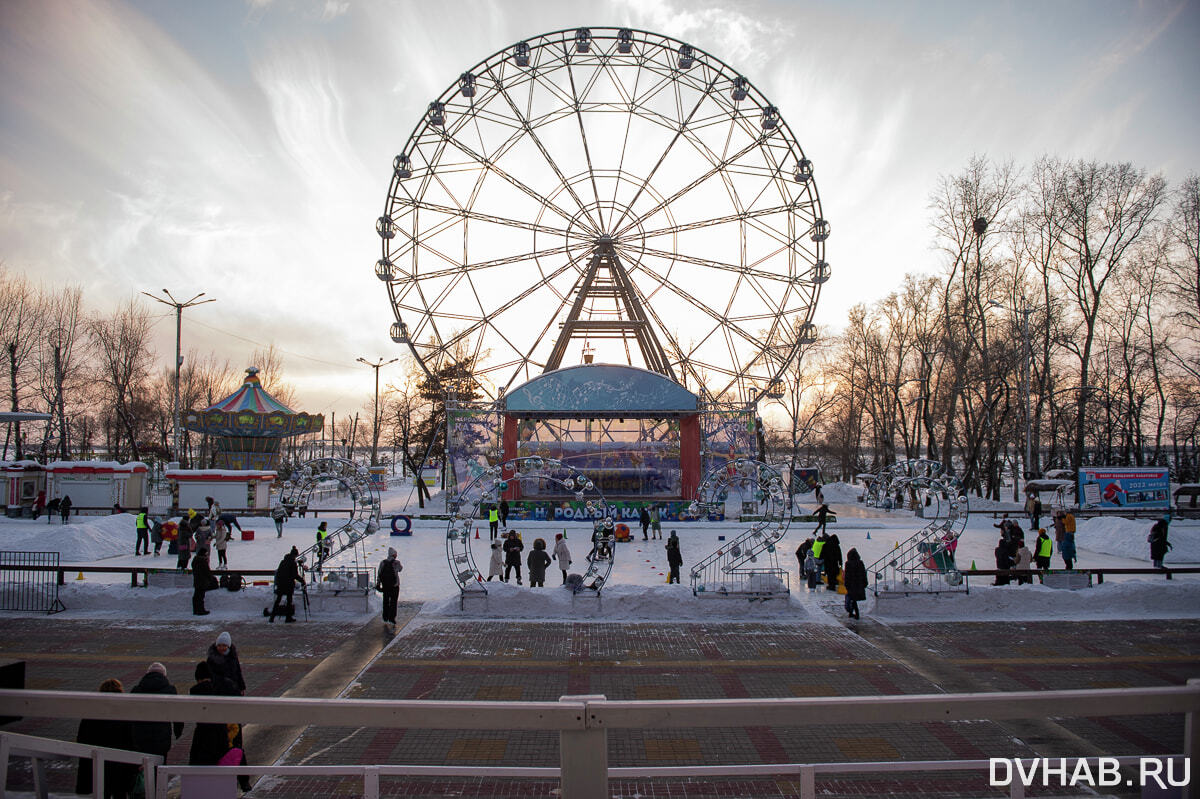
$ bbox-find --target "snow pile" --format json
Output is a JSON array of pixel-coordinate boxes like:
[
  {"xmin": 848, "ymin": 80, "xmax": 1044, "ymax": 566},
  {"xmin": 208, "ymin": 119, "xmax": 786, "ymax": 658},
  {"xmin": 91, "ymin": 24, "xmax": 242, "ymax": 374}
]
[
  {"xmin": 870, "ymin": 579, "xmax": 1200, "ymax": 621},
  {"xmin": 818, "ymin": 481, "xmax": 862, "ymax": 503},
  {"xmin": 420, "ymin": 581, "xmax": 824, "ymax": 621},
  {"xmin": 1076, "ymin": 516, "xmax": 1200, "ymax": 563},
  {"xmin": 1, "ymin": 513, "xmax": 138, "ymax": 561}
]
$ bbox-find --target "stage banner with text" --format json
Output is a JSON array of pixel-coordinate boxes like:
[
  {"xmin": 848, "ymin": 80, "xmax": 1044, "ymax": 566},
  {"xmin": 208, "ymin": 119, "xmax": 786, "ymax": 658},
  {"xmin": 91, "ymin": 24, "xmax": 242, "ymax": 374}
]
[
  {"xmin": 507, "ymin": 499, "xmax": 723, "ymax": 523},
  {"xmin": 1076, "ymin": 467, "xmax": 1170, "ymax": 510}
]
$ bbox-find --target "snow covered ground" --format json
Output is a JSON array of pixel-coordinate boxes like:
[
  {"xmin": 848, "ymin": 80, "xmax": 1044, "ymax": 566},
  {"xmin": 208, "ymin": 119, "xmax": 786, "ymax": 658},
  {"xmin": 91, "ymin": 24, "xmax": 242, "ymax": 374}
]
[{"xmin": 1, "ymin": 485, "xmax": 1196, "ymax": 625}]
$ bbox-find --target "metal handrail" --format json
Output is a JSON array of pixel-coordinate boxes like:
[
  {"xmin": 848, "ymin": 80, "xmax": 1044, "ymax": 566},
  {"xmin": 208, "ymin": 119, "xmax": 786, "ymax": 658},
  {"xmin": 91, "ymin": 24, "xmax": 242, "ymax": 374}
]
[{"xmin": 1, "ymin": 683, "xmax": 1196, "ymax": 799}]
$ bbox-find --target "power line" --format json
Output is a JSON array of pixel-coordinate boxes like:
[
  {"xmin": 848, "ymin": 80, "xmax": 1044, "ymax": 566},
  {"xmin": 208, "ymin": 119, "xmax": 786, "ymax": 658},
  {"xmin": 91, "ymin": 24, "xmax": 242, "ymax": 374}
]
[{"xmin": 185, "ymin": 317, "xmax": 360, "ymax": 371}]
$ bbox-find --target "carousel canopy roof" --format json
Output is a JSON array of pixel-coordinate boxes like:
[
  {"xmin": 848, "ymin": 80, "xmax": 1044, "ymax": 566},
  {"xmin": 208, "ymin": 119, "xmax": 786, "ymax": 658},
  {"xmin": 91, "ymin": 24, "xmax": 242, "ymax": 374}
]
[
  {"xmin": 204, "ymin": 367, "xmax": 294, "ymax": 414},
  {"xmin": 503, "ymin": 363, "xmax": 698, "ymax": 417},
  {"xmin": 183, "ymin": 367, "xmax": 323, "ymax": 439}
]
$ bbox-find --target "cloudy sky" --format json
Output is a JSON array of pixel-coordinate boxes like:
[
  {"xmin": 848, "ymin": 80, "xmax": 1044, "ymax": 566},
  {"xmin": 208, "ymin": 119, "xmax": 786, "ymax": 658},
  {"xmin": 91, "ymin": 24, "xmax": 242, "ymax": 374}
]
[{"xmin": 2, "ymin": 0, "xmax": 1197, "ymax": 416}]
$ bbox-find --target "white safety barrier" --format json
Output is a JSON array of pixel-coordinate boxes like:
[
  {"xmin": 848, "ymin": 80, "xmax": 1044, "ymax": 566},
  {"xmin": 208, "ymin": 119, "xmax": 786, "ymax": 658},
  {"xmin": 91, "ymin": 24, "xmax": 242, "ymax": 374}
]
[{"xmin": 1, "ymin": 681, "xmax": 1197, "ymax": 799}]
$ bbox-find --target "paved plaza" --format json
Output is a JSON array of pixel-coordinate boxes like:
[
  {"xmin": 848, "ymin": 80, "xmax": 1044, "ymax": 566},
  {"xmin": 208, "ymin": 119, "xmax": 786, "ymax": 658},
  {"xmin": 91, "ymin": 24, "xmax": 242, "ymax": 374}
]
[{"xmin": 1, "ymin": 606, "xmax": 1197, "ymax": 798}]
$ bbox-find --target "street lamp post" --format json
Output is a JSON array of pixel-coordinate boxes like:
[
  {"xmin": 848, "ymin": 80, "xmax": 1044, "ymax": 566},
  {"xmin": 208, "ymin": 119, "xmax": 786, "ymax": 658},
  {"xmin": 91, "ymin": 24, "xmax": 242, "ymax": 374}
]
[
  {"xmin": 140, "ymin": 290, "xmax": 215, "ymax": 465},
  {"xmin": 357, "ymin": 357, "xmax": 399, "ymax": 466}
]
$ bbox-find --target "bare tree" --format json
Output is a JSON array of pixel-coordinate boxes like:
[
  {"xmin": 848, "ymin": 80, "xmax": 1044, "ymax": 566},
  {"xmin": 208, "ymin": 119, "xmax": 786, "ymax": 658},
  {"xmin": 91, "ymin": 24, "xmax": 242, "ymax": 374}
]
[
  {"xmin": 0, "ymin": 268, "xmax": 47, "ymax": 459},
  {"xmin": 89, "ymin": 297, "xmax": 156, "ymax": 462}
]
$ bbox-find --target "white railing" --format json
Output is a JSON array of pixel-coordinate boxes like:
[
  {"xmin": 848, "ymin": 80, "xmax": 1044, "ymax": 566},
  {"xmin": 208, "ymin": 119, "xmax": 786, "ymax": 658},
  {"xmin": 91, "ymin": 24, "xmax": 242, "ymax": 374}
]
[
  {"xmin": 1, "ymin": 683, "xmax": 1197, "ymax": 799},
  {"xmin": 0, "ymin": 729, "xmax": 161, "ymax": 799}
]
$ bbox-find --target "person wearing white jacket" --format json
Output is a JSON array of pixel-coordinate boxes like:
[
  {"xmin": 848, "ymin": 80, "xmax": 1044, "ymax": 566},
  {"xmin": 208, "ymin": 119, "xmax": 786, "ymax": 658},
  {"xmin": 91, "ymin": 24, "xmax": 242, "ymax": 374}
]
[
  {"xmin": 487, "ymin": 540, "xmax": 504, "ymax": 581},
  {"xmin": 552, "ymin": 533, "xmax": 572, "ymax": 585}
]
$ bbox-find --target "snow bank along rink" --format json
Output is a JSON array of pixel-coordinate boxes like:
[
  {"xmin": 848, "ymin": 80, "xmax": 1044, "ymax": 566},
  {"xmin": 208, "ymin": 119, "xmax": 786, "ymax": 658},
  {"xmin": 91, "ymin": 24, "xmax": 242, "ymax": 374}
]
[{"xmin": 0, "ymin": 500, "xmax": 1196, "ymax": 624}]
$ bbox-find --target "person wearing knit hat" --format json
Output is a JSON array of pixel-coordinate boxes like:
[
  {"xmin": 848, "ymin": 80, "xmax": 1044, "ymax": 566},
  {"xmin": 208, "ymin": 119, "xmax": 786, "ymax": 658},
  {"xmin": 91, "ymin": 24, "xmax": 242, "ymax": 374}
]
[
  {"xmin": 129, "ymin": 661, "xmax": 183, "ymax": 764},
  {"xmin": 207, "ymin": 631, "xmax": 245, "ymax": 695},
  {"xmin": 376, "ymin": 546, "xmax": 403, "ymax": 629}
]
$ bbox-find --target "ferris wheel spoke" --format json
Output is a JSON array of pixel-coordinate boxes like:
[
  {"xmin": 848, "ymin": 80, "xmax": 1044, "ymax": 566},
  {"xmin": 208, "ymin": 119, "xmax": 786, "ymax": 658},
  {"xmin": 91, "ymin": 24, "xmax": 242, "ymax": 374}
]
[
  {"xmin": 609, "ymin": 76, "xmax": 718, "ymax": 233},
  {"xmin": 631, "ymin": 244, "xmax": 793, "ymax": 286},
  {"xmin": 637, "ymin": 204, "xmax": 798, "ymax": 240},
  {"xmin": 613, "ymin": 135, "xmax": 762, "ymax": 239},
  {"xmin": 394, "ymin": 242, "xmax": 580, "ymax": 285},
  {"xmin": 435, "ymin": 131, "xmax": 587, "ymax": 230},
  {"xmin": 390, "ymin": 197, "xmax": 577, "ymax": 239},
  {"xmin": 565, "ymin": 62, "xmax": 606, "ymax": 229},
  {"xmin": 482, "ymin": 66, "xmax": 602, "ymax": 233}
]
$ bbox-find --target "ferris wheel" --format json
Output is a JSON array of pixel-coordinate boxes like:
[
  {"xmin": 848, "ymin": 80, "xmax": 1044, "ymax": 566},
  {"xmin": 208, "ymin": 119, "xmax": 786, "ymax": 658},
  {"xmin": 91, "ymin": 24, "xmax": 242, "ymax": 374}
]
[{"xmin": 376, "ymin": 27, "xmax": 828, "ymax": 404}]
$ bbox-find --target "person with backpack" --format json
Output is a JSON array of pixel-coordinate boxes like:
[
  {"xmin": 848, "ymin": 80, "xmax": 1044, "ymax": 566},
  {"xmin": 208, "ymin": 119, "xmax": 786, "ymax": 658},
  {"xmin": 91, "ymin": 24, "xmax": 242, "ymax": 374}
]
[
  {"xmin": 268, "ymin": 547, "xmax": 304, "ymax": 623},
  {"xmin": 376, "ymin": 547, "xmax": 402, "ymax": 627}
]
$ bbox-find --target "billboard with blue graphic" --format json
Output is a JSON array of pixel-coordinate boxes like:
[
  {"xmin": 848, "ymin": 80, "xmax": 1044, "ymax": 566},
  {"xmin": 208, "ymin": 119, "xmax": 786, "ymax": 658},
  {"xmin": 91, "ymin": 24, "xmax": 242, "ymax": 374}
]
[{"xmin": 1077, "ymin": 467, "xmax": 1170, "ymax": 510}]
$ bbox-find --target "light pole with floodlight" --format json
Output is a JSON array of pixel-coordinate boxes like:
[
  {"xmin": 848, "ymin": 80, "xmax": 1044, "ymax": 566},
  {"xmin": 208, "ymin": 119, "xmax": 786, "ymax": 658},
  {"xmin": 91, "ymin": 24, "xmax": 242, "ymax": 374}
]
[
  {"xmin": 357, "ymin": 357, "xmax": 399, "ymax": 466},
  {"xmin": 141, "ymin": 290, "xmax": 215, "ymax": 465}
]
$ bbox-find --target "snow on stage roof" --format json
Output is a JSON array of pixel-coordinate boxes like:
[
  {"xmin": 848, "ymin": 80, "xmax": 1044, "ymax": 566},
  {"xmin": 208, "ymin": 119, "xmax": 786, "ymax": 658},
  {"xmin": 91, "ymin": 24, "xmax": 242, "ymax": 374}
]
[{"xmin": 503, "ymin": 364, "xmax": 698, "ymax": 417}]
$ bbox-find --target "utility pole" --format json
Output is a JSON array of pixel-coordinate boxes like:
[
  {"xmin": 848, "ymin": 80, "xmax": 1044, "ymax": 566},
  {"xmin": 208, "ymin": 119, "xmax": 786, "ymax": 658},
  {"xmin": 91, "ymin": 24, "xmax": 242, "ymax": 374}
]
[
  {"xmin": 357, "ymin": 357, "xmax": 398, "ymax": 466},
  {"xmin": 141, "ymin": 290, "xmax": 215, "ymax": 465}
]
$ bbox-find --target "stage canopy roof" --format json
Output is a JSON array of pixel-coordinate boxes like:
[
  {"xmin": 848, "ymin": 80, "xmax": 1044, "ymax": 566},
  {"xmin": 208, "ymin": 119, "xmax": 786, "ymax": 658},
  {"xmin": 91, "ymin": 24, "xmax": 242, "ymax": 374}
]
[{"xmin": 503, "ymin": 364, "xmax": 698, "ymax": 418}]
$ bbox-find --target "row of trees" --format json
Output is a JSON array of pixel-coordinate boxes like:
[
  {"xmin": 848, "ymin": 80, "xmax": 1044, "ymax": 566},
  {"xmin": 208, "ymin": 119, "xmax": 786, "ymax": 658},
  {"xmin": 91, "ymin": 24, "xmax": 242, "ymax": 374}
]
[
  {"xmin": 769, "ymin": 157, "xmax": 1200, "ymax": 497},
  {"xmin": 0, "ymin": 270, "xmax": 298, "ymax": 467}
]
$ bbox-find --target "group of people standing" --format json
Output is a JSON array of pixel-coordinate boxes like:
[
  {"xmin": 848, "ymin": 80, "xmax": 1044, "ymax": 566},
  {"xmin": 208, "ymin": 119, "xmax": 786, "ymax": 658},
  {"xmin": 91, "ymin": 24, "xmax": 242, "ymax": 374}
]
[
  {"xmin": 486, "ymin": 530, "xmax": 571, "ymax": 586},
  {"xmin": 75, "ymin": 631, "xmax": 251, "ymax": 797}
]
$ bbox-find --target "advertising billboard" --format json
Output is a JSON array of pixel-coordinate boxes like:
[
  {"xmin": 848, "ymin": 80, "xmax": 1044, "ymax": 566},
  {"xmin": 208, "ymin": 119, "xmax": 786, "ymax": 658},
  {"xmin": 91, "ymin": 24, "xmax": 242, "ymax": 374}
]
[{"xmin": 1077, "ymin": 467, "xmax": 1170, "ymax": 510}]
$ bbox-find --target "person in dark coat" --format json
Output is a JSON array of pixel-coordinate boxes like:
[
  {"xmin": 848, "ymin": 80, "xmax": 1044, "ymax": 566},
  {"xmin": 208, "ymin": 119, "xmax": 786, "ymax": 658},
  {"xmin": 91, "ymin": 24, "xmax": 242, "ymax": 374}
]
[
  {"xmin": 32, "ymin": 489, "xmax": 46, "ymax": 521},
  {"xmin": 129, "ymin": 663, "xmax": 183, "ymax": 763},
  {"xmin": 207, "ymin": 631, "xmax": 247, "ymax": 695},
  {"xmin": 993, "ymin": 536, "xmax": 1013, "ymax": 585},
  {"xmin": 498, "ymin": 498, "xmax": 509, "ymax": 530},
  {"xmin": 376, "ymin": 547, "xmax": 402, "ymax": 625},
  {"xmin": 795, "ymin": 538, "xmax": 813, "ymax": 581},
  {"xmin": 822, "ymin": 533, "xmax": 843, "ymax": 591},
  {"xmin": 503, "ymin": 530, "xmax": 524, "ymax": 584},
  {"xmin": 188, "ymin": 661, "xmax": 235, "ymax": 766},
  {"xmin": 665, "ymin": 531, "xmax": 683, "ymax": 584},
  {"xmin": 218, "ymin": 511, "xmax": 243, "ymax": 536},
  {"xmin": 812, "ymin": 503, "xmax": 831, "ymax": 536},
  {"xmin": 191, "ymin": 544, "xmax": 214, "ymax": 616},
  {"xmin": 842, "ymin": 548, "xmax": 868, "ymax": 619},
  {"xmin": 1149, "ymin": 517, "xmax": 1171, "ymax": 568},
  {"xmin": 76, "ymin": 678, "xmax": 138, "ymax": 798},
  {"xmin": 59, "ymin": 493, "xmax": 72, "ymax": 524},
  {"xmin": 639, "ymin": 506, "xmax": 651, "ymax": 540},
  {"xmin": 526, "ymin": 538, "xmax": 551, "ymax": 587},
  {"xmin": 269, "ymin": 547, "xmax": 304, "ymax": 622}
]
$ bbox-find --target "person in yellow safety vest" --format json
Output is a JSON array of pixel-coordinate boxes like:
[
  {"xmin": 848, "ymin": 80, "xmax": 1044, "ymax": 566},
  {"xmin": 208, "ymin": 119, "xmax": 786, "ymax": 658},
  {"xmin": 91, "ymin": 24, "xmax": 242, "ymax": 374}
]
[
  {"xmin": 811, "ymin": 534, "xmax": 827, "ymax": 580},
  {"xmin": 316, "ymin": 522, "xmax": 330, "ymax": 566},
  {"xmin": 1034, "ymin": 528, "xmax": 1053, "ymax": 571},
  {"xmin": 488, "ymin": 505, "xmax": 500, "ymax": 540},
  {"xmin": 135, "ymin": 508, "xmax": 150, "ymax": 556}
]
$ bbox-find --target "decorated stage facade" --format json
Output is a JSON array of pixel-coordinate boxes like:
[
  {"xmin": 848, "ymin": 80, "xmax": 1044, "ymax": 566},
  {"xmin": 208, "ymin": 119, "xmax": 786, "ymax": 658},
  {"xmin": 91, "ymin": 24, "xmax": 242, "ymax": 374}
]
[{"xmin": 447, "ymin": 364, "xmax": 757, "ymax": 522}]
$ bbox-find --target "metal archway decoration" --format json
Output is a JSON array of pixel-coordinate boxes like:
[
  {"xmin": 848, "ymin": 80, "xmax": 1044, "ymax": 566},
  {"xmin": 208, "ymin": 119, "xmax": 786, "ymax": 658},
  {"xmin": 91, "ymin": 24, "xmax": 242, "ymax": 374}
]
[
  {"xmin": 376, "ymin": 26, "xmax": 829, "ymax": 406},
  {"xmin": 688, "ymin": 458, "xmax": 790, "ymax": 597},
  {"xmin": 280, "ymin": 458, "xmax": 381, "ymax": 576},
  {"xmin": 447, "ymin": 456, "xmax": 616, "ymax": 599},
  {"xmin": 865, "ymin": 459, "xmax": 970, "ymax": 594}
]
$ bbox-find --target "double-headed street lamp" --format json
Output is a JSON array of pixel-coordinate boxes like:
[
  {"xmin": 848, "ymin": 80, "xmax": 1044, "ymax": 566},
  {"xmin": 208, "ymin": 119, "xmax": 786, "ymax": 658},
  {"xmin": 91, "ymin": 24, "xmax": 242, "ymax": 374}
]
[
  {"xmin": 141, "ymin": 290, "xmax": 215, "ymax": 464},
  {"xmin": 357, "ymin": 357, "xmax": 399, "ymax": 466}
]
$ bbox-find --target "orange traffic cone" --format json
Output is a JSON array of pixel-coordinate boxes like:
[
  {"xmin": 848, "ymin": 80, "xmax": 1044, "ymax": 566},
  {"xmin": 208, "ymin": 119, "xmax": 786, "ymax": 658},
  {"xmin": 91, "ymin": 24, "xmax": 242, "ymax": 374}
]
[
  {"xmin": 474, "ymin": 527, "xmax": 480, "ymax": 539},
  {"xmin": 76, "ymin": 571, "xmax": 85, "ymax": 581}
]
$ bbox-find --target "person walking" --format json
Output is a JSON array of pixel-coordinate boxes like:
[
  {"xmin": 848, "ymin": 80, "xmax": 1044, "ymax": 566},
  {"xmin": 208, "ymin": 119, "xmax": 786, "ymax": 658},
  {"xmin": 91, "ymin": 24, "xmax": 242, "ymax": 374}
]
[
  {"xmin": 315, "ymin": 521, "xmax": 330, "ymax": 566},
  {"xmin": 812, "ymin": 503, "xmax": 831, "ymax": 537},
  {"xmin": 213, "ymin": 521, "xmax": 229, "ymax": 568},
  {"xmin": 59, "ymin": 493, "xmax": 72, "ymax": 524},
  {"xmin": 129, "ymin": 663, "xmax": 183, "ymax": 765},
  {"xmin": 1149, "ymin": 516, "xmax": 1172, "ymax": 569},
  {"xmin": 188, "ymin": 661, "xmax": 236, "ymax": 767},
  {"xmin": 639, "ymin": 506, "xmax": 651, "ymax": 540},
  {"xmin": 822, "ymin": 533, "xmax": 843, "ymax": 591},
  {"xmin": 487, "ymin": 540, "xmax": 504, "ymax": 581},
  {"xmin": 376, "ymin": 547, "xmax": 402, "ymax": 627},
  {"xmin": 503, "ymin": 530, "xmax": 524, "ymax": 584},
  {"xmin": 552, "ymin": 533, "xmax": 571, "ymax": 585},
  {"xmin": 32, "ymin": 489, "xmax": 46, "ymax": 521},
  {"xmin": 192, "ymin": 544, "xmax": 214, "ymax": 616},
  {"xmin": 527, "ymin": 538, "xmax": 551, "ymax": 587},
  {"xmin": 76, "ymin": 678, "xmax": 138, "ymax": 798},
  {"xmin": 665, "ymin": 530, "xmax": 683, "ymax": 584},
  {"xmin": 271, "ymin": 503, "xmax": 286, "ymax": 538},
  {"xmin": 488, "ymin": 504, "xmax": 500, "ymax": 540},
  {"xmin": 499, "ymin": 498, "xmax": 509, "ymax": 530},
  {"xmin": 134, "ymin": 507, "xmax": 150, "ymax": 555},
  {"xmin": 649, "ymin": 505, "xmax": 663, "ymax": 540},
  {"xmin": 1034, "ymin": 528, "xmax": 1053, "ymax": 572},
  {"xmin": 268, "ymin": 547, "xmax": 304, "ymax": 623},
  {"xmin": 843, "ymin": 548, "xmax": 868, "ymax": 619},
  {"xmin": 207, "ymin": 631, "xmax": 246, "ymax": 695},
  {"xmin": 994, "ymin": 536, "xmax": 1013, "ymax": 585}
]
